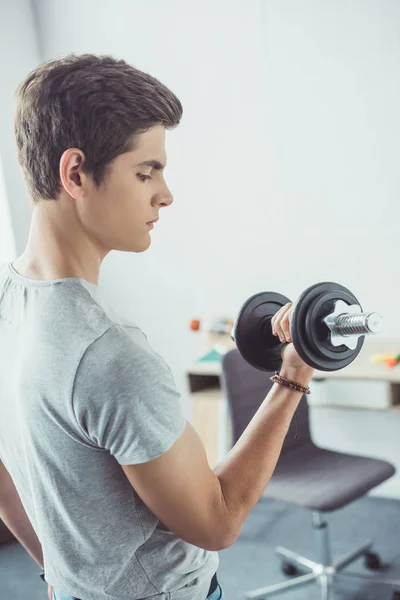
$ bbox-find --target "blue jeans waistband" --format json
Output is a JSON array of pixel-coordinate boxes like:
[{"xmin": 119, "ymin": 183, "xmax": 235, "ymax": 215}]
[{"xmin": 51, "ymin": 572, "xmax": 221, "ymax": 600}]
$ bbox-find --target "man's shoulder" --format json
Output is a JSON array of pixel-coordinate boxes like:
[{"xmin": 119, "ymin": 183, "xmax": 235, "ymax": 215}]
[
  {"xmin": 55, "ymin": 284, "xmax": 149, "ymax": 372},
  {"xmin": 74, "ymin": 323, "xmax": 170, "ymax": 402}
]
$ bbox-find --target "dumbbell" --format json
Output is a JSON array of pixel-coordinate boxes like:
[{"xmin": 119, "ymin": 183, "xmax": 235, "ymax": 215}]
[{"xmin": 231, "ymin": 282, "xmax": 382, "ymax": 372}]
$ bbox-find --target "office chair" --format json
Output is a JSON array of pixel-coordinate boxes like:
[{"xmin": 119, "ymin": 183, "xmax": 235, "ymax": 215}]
[{"xmin": 221, "ymin": 348, "xmax": 400, "ymax": 600}]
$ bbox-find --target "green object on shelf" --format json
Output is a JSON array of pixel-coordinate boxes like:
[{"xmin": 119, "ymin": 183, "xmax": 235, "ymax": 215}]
[{"xmin": 197, "ymin": 347, "xmax": 224, "ymax": 363}]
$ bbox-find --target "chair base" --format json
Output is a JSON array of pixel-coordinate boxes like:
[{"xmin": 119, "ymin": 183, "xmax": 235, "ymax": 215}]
[
  {"xmin": 245, "ymin": 543, "xmax": 400, "ymax": 599},
  {"xmin": 245, "ymin": 512, "xmax": 400, "ymax": 599}
]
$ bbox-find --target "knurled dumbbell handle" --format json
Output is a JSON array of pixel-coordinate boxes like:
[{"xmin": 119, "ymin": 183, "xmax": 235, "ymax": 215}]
[{"xmin": 330, "ymin": 312, "xmax": 382, "ymax": 336}]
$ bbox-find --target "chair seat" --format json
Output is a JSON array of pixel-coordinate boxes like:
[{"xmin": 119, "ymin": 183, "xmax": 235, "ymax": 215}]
[{"xmin": 265, "ymin": 442, "xmax": 395, "ymax": 512}]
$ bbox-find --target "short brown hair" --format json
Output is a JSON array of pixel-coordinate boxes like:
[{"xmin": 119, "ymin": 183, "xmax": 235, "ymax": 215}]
[{"xmin": 14, "ymin": 54, "xmax": 183, "ymax": 202}]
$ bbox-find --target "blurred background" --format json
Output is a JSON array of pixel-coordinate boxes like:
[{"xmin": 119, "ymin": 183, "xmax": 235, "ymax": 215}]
[
  {"xmin": 1, "ymin": 1, "xmax": 400, "ymax": 599},
  {"xmin": 2, "ymin": 0, "xmax": 400, "ymax": 393}
]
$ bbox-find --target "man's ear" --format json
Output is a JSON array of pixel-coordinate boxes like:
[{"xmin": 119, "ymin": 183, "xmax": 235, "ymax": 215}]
[{"xmin": 59, "ymin": 148, "xmax": 89, "ymax": 199}]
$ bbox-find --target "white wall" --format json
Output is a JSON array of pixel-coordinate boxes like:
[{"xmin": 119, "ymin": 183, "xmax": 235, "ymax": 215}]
[
  {"xmin": 0, "ymin": 0, "xmax": 40, "ymax": 255},
  {"xmin": 261, "ymin": 0, "xmax": 400, "ymax": 325},
  {"xmin": 13, "ymin": 0, "xmax": 400, "ymax": 398}
]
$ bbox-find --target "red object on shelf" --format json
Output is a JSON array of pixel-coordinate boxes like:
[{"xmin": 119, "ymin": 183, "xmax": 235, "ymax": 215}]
[
  {"xmin": 190, "ymin": 319, "xmax": 201, "ymax": 331},
  {"xmin": 189, "ymin": 318, "xmax": 234, "ymax": 333}
]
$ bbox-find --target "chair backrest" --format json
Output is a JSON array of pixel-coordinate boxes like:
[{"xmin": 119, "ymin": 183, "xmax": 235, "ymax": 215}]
[{"xmin": 221, "ymin": 348, "xmax": 311, "ymax": 454}]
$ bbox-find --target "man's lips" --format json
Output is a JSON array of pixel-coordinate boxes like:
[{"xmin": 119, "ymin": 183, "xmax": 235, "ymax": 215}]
[{"xmin": 147, "ymin": 218, "xmax": 159, "ymax": 229}]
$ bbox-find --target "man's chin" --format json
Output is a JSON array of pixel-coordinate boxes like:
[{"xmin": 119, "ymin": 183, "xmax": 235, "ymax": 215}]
[
  {"xmin": 113, "ymin": 234, "xmax": 151, "ymax": 253},
  {"xmin": 133, "ymin": 237, "xmax": 152, "ymax": 253}
]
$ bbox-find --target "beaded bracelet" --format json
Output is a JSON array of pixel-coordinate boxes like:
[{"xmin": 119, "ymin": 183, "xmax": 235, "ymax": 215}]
[{"xmin": 269, "ymin": 372, "xmax": 311, "ymax": 395}]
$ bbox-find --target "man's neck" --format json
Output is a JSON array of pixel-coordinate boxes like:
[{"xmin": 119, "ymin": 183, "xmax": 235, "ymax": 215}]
[{"xmin": 13, "ymin": 200, "xmax": 107, "ymax": 286}]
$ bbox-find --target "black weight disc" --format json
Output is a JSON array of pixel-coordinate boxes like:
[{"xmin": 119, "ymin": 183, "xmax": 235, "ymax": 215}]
[
  {"xmin": 291, "ymin": 282, "xmax": 365, "ymax": 372},
  {"xmin": 234, "ymin": 292, "xmax": 291, "ymax": 371}
]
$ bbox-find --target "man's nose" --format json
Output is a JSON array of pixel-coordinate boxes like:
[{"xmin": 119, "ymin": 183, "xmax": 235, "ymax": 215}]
[{"xmin": 154, "ymin": 185, "xmax": 174, "ymax": 208}]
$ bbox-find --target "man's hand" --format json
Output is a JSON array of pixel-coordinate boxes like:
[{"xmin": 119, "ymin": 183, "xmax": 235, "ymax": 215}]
[
  {"xmin": 48, "ymin": 584, "xmax": 53, "ymax": 600},
  {"xmin": 271, "ymin": 302, "xmax": 314, "ymax": 382}
]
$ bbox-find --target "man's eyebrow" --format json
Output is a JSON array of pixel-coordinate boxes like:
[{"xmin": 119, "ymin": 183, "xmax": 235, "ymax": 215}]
[{"xmin": 137, "ymin": 160, "xmax": 165, "ymax": 170}]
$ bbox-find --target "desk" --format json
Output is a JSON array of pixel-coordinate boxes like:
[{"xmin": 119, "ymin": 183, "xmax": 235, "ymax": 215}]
[{"xmin": 186, "ymin": 337, "xmax": 400, "ymax": 468}]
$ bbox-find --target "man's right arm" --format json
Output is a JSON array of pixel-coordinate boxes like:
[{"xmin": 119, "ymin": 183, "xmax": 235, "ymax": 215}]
[{"xmin": 122, "ymin": 367, "xmax": 311, "ymax": 552}]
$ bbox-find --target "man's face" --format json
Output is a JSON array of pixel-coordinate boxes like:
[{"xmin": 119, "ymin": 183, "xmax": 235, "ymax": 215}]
[{"xmin": 77, "ymin": 125, "xmax": 173, "ymax": 253}]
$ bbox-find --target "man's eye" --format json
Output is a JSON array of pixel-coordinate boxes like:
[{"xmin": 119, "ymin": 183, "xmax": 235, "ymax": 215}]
[{"xmin": 137, "ymin": 174, "xmax": 152, "ymax": 182}]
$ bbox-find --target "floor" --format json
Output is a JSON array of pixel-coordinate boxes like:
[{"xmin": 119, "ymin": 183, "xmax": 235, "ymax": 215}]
[{"xmin": 217, "ymin": 495, "xmax": 400, "ymax": 599}]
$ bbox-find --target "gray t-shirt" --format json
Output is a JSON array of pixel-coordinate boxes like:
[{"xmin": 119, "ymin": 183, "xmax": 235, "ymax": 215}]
[{"xmin": 0, "ymin": 263, "xmax": 218, "ymax": 600}]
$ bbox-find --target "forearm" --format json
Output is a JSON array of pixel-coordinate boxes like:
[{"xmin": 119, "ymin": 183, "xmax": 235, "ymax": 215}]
[
  {"xmin": 0, "ymin": 489, "xmax": 44, "ymax": 569},
  {"xmin": 213, "ymin": 382, "xmax": 304, "ymax": 542}
]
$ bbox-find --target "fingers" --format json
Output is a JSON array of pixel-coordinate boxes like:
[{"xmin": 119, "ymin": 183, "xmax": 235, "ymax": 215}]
[{"xmin": 271, "ymin": 303, "xmax": 293, "ymax": 343}]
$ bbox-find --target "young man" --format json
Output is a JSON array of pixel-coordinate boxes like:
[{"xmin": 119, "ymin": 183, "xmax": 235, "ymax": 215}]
[{"xmin": 0, "ymin": 54, "xmax": 314, "ymax": 600}]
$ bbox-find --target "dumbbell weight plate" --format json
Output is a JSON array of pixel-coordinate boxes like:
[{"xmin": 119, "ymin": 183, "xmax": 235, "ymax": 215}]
[
  {"xmin": 233, "ymin": 292, "xmax": 291, "ymax": 371},
  {"xmin": 290, "ymin": 282, "xmax": 365, "ymax": 372}
]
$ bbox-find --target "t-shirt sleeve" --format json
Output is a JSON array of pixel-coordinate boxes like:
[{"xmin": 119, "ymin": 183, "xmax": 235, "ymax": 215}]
[{"xmin": 71, "ymin": 324, "xmax": 186, "ymax": 465}]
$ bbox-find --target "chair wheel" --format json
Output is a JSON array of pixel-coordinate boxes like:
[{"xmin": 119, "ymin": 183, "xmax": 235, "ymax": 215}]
[
  {"xmin": 392, "ymin": 592, "xmax": 400, "ymax": 600},
  {"xmin": 281, "ymin": 561, "xmax": 300, "ymax": 576},
  {"xmin": 364, "ymin": 551, "xmax": 382, "ymax": 570}
]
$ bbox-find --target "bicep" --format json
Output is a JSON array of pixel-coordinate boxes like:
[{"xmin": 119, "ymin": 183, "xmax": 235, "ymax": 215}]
[{"xmin": 121, "ymin": 421, "xmax": 234, "ymax": 551}]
